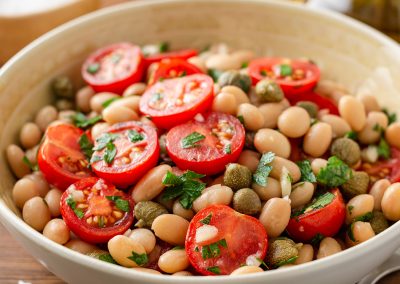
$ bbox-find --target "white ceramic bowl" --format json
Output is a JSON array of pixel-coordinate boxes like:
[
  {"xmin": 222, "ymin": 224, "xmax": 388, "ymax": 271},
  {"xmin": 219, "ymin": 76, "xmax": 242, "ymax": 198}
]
[{"xmin": 1, "ymin": 1, "xmax": 400, "ymax": 283}]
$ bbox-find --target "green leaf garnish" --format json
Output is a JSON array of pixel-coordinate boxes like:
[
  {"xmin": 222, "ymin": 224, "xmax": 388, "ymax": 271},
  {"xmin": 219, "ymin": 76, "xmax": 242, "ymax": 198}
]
[
  {"xmin": 280, "ymin": 64, "xmax": 293, "ymax": 77},
  {"xmin": 127, "ymin": 252, "xmax": 148, "ymax": 266},
  {"xmin": 87, "ymin": 63, "xmax": 100, "ymax": 74},
  {"xmin": 127, "ymin": 130, "xmax": 144, "ymax": 143},
  {"xmin": 256, "ymin": 257, "xmax": 270, "ymax": 270},
  {"xmin": 377, "ymin": 138, "xmax": 390, "ymax": 160},
  {"xmin": 106, "ymin": 196, "xmax": 130, "ymax": 212},
  {"xmin": 348, "ymin": 205, "xmax": 354, "ymax": 215},
  {"xmin": 310, "ymin": 233, "xmax": 325, "ymax": 246},
  {"xmin": 304, "ymin": 192, "xmax": 335, "ymax": 212},
  {"xmin": 66, "ymin": 194, "xmax": 84, "ymax": 219},
  {"xmin": 199, "ymin": 213, "xmax": 212, "ymax": 225},
  {"xmin": 159, "ymin": 41, "xmax": 169, "ymax": 53},
  {"xmin": 253, "ymin": 152, "xmax": 275, "ymax": 186},
  {"xmin": 297, "ymin": 160, "xmax": 316, "ymax": 183},
  {"xmin": 181, "ymin": 132, "xmax": 205, "ymax": 149},
  {"xmin": 22, "ymin": 156, "xmax": 38, "ymax": 171},
  {"xmin": 382, "ymin": 108, "xmax": 397, "ymax": 125},
  {"xmin": 344, "ymin": 131, "xmax": 358, "ymax": 141},
  {"xmin": 161, "ymin": 170, "xmax": 206, "ymax": 209},
  {"xmin": 237, "ymin": 115, "xmax": 245, "ymax": 125},
  {"xmin": 104, "ymin": 142, "xmax": 117, "ymax": 164},
  {"xmin": 102, "ymin": 97, "xmax": 120, "ymax": 108},
  {"xmin": 354, "ymin": 211, "xmax": 373, "ymax": 222},
  {"xmin": 98, "ymin": 253, "xmax": 117, "ymax": 264},
  {"xmin": 224, "ymin": 144, "xmax": 232, "ymax": 154},
  {"xmin": 260, "ymin": 70, "xmax": 267, "ymax": 76},
  {"xmin": 276, "ymin": 256, "xmax": 298, "ymax": 267},
  {"xmin": 316, "ymin": 156, "xmax": 353, "ymax": 187},
  {"xmin": 207, "ymin": 266, "xmax": 221, "ymax": 275},
  {"xmin": 172, "ymin": 246, "xmax": 185, "ymax": 250},
  {"xmin": 79, "ymin": 133, "xmax": 94, "ymax": 161},
  {"xmin": 241, "ymin": 62, "xmax": 249, "ymax": 68},
  {"xmin": 348, "ymin": 223, "xmax": 356, "ymax": 242},
  {"xmin": 207, "ymin": 69, "xmax": 223, "ymax": 82},
  {"xmin": 71, "ymin": 112, "xmax": 102, "ymax": 129}
]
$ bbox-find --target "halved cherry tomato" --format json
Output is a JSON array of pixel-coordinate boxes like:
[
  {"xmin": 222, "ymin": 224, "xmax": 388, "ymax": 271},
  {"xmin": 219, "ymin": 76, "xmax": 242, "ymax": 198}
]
[
  {"xmin": 363, "ymin": 147, "xmax": 400, "ymax": 183},
  {"xmin": 60, "ymin": 177, "xmax": 134, "ymax": 243},
  {"xmin": 248, "ymin": 57, "xmax": 320, "ymax": 95},
  {"xmin": 91, "ymin": 121, "xmax": 159, "ymax": 188},
  {"xmin": 37, "ymin": 123, "xmax": 93, "ymax": 191},
  {"xmin": 166, "ymin": 112, "xmax": 245, "ymax": 175},
  {"xmin": 148, "ymin": 58, "xmax": 203, "ymax": 85},
  {"xmin": 185, "ymin": 205, "xmax": 268, "ymax": 276},
  {"xmin": 82, "ymin": 42, "xmax": 144, "ymax": 94},
  {"xmin": 286, "ymin": 189, "xmax": 345, "ymax": 242},
  {"xmin": 139, "ymin": 74, "xmax": 214, "ymax": 129},
  {"xmin": 143, "ymin": 48, "xmax": 198, "ymax": 69},
  {"xmin": 286, "ymin": 92, "xmax": 339, "ymax": 115}
]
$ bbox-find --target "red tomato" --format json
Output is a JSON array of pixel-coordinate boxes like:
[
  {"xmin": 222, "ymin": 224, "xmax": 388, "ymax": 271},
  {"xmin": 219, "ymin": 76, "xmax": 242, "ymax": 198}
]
[
  {"xmin": 286, "ymin": 189, "xmax": 346, "ymax": 242},
  {"xmin": 166, "ymin": 112, "xmax": 245, "ymax": 175},
  {"xmin": 37, "ymin": 124, "xmax": 93, "ymax": 191},
  {"xmin": 60, "ymin": 177, "xmax": 134, "ymax": 243},
  {"xmin": 148, "ymin": 58, "xmax": 203, "ymax": 85},
  {"xmin": 91, "ymin": 121, "xmax": 159, "ymax": 188},
  {"xmin": 139, "ymin": 74, "xmax": 214, "ymax": 129},
  {"xmin": 82, "ymin": 43, "xmax": 144, "ymax": 94},
  {"xmin": 185, "ymin": 205, "xmax": 268, "ymax": 276},
  {"xmin": 287, "ymin": 92, "xmax": 339, "ymax": 115},
  {"xmin": 143, "ymin": 48, "xmax": 198, "ymax": 68},
  {"xmin": 248, "ymin": 57, "xmax": 320, "ymax": 95},
  {"xmin": 363, "ymin": 147, "xmax": 400, "ymax": 183}
]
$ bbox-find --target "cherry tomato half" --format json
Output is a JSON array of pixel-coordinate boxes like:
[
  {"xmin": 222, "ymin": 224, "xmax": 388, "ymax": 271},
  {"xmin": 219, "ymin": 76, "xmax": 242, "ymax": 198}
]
[
  {"xmin": 248, "ymin": 57, "xmax": 320, "ymax": 95},
  {"xmin": 286, "ymin": 92, "xmax": 339, "ymax": 115},
  {"xmin": 139, "ymin": 74, "xmax": 214, "ymax": 129},
  {"xmin": 82, "ymin": 43, "xmax": 144, "ymax": 94},
  {"xmin": 60, "ymin": 177, "xmax": 134, "ymax": 243},
  {"xmin": 286, "ymin": 189, "xmax": 346, "ymax": 242},
  {"xmin": 148, "ymin": 58, "xmax": 203, "ymax": 85},
  {"xmin": 166, "ymin": 112, "xmax": 245, "ymax": 175},
  {"xmin": 186, "ymin": 205, "xmax": 268, "ymax": 276},
  {"xmin": 143, "ymin": 48, "xmax": 198, "ymax": 69},
  {"xmin": 91, "ymin": 121, "xmax": 159, "ymax": 188},
  {"xmin": 37, "ymin": 123, "xmax": 93, "ymax": 191}
]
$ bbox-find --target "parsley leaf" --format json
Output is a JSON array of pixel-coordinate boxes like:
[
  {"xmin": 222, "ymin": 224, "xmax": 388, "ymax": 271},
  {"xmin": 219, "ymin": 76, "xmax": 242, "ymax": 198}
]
[
  {"xmin": 199, "ymin": 213, "xmax": 212, "ymax": 225},
  {"xmin": 348, "ymin": 223, "xmax": 356, "ymax": 242},
  {"xmin": 237, "ymin": 115, "xmax": 245, "ymax": 125},
  {"xmin": 104, "ymin": 142, "xmax": 117, "ymax": 164},
  {"xmin": 172, "ymin": 246, "xmax": 185, "ymax": 250},
  {"xmin": 93, "ymin": 133, "xmax": 119, "ymax": 151},
  {"xmin": 344, "ymin": 131, "xmax": 358, "ymax": 141},
  {"xmin": 354, "ymin": 211, "xmax": 373, "ymax": 222},
  {"xmin": 348, "ymin": 205, "xmax": 354, "ymax": 214},
  {"xmin": 127, "ymin": 130, "xmax": 144, "ymax": 143},
  {"xmin": 256, "ymin": 257, "xmax": 270, "ymax": 270},
  {"xmin": 280, "ymin": 64, "xmax": 293, "ymax": 77},
  {"xmin": 159, "ymin": 41, "xmax": 169, "ymax": 53},
  {"xmin": 316, "ymin": 156, "xmax": 353, "ymax": 187},
  {"xmin": 87, "ymin": 63, "xmax": 100, "ymax": 74},
  {"xmin": 297, "ymin": 160, "xmax": 316, "ymax": 183},
  {"xmin": 207, "ymin": 69, "xmax": 223, "ymax": 82},
  {"xmin": 181, "ymin": 132, "xmax": 205, "ymax": 149},
  {"xmin": 98, "ymin": 253, "xmax": 117, "ymax": 264},
  {"xmin": 161, "ymin": 170, "xmax": 206, "ymax": 209},
  {"xmin": 241, "ymin": 62, "xmax": 249, "ymax": 68},
  {"xmin": 383, "ymin": 108, "xmax": 397, "ymax": 125},
  {"xmin": 102, "ymin": 97, "xmax": 120, "ymax": 108},
  {"xmin": 71, "ymin": 112, "xmax": 102, "ymax": 129},
  {"xmin": 127, "ymin": 252, "xmax": 148, "ymax": 266},
  {"xmin": 276, "ymin": 256, "xmax": 298, "ymax": 267},
  {"xmin": 207, "ymin": 266, "xmax": 221, "ymax": 275},
  {"xmin": 66, "ymin": 194, "xmax": 84, "ymax": 219},
  {"xmin": 79, "ymin": 133, "xmax": 94, "ymax": 160},
  {"xmin": 305, "ymin": 192, "xmax": 335, "ymax": 212},
  {"xmin": 310, "ymin": 233, "xmax": 325, "ymax": 246},
  {"xmin": 377, "ymin": 138, "xmax": 390, "ymax": 160},
  {"xmin": 224, "ymin": 144, "xmax": 231, "ymax": 154},
  {"xmin": 22, "ymin": 156, "xmax": 38, "ymax": 171},
  {"xmin": 253, "ymin": 152, "xmax": 275, "ymax": 186},
  {"xmin": 106, "ymin": 196, "xmax": 130, "ymax": 212}
]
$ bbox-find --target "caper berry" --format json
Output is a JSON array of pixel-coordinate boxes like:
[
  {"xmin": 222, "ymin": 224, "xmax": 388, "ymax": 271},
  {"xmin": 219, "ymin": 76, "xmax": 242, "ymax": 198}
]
[
  {"xmin": 266, "ymin": 238, "xmax": 301, "ymax": 267},
  {"xmin": 255, "ymin": 79, "xmax": 284, "ymax": 103},
  {"xmin": 233, "ymin": 188, "xmax": 261, "ymax": 215},
  {"xmin": 223, "ymin": 163, "xmax": 252, "ymax": 191},
  {"xmin": 296, "ymin": 101, "xmax": 319, "ymax": 118},
  {"xmin": 218, "ymin": 70, "xmax": 252, "ymax": 93},
  {"xmin": 134, "ymin": 201, "xmax": 168, "ymax": 228},
  {"xmin": 52, "ymin": 76, "xmax": 74, "ymax": 99},
  {"xmin": 341, "ymin": 171, "xmax": 370, "ymax": 199},
  {"xmin": 330, "ymin": 137, "xmax": 361, "ymax": 166}
]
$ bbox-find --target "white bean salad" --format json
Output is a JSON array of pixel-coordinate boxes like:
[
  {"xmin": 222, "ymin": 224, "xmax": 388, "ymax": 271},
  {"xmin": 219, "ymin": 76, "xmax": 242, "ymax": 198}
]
[{"xmin": 7, "ymin": 42, "xmax": 400, "ymax": 276}]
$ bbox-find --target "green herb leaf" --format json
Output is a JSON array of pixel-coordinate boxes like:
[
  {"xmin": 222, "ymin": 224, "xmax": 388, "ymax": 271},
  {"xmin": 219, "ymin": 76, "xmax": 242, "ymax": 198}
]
[
  {"xmin": 179, "ymin": 70, "xmax": 187, "ymax": 77},
  {"xmin": 161, "ymin": 170, "xmax": 206, "ymax": 209},
  {"xmin": 127, "ymin": 130, "xmax": 144, "ymax": 143},
  {"xmin": 181, "ymin": 132, "xmax": 205, "ymax": 149},
  {"xmin": 199, "ymin": 213, "xmax": 212, "ymax": 225},
  {"xmin": 200, "ymin": 239, "xmax": 228, "ymax": 260},
  {"xmin": 127, "ymin": 252, "xmax": 148, "ymax": 266},
  {"xmin": 224, "ymin": 144, "xmax": 232, "ymax": 154},
  {"xmin": 276, "ymin": 256, "xmax": 298, "ymax": 267},
  {"xmin": 241, "ymin": 62, "xmax": 249, "ymax": 68},
  {"xmin": 348, "ymin": 205, "xmax": 354, "ymax": 215},
  {"xmin": 304, "ymin": 192, "xmax": 335, "ymax": 213},
  {"xmin": 316, "ymin": 156, "xmax": 353, "ymax": 187},
  {"xmin": 159, "ymin": 41, "xmax": 169, "ymax": 53},
  {"xmin": 104, "ymin": 142, "xmax": 117, "ymax": 164},
  {"xmin": 260, "ymin": 70, "xmax": 267, "ymax": 76},
  {"xmin": 253, "ymin": 152, "xmax": 275, "ymax": 186},
  {"xmin": 377, "ymin": 138, "xmax": 390, "ymax": 160},
  {"xmin": 93, "ymin": 133, "xmax": 119, "ymax": 151},
  {"xmin": 237, "ymin": 115, "xmax": 245, "ymax": 125},
  {"xmin": 383, "ymin": 108, "xmax": 397, "ymax": 125},
  {"xmin": 297, "ymin": 160, "xmax": 316, "ymax": 183},
  {"xmin": 66, "ymin": 195, "xmax": 84, "ymax": 219},
  {"xmin": 207, "ymin": 266, "xmax": 221, "ymax": 275},
  {"xmin": 344, "ymin": 131, "xmax": 358, "ymax": 141},
  {"xmin": 348, "ymin": 223, "xmax": 356, "ymax": 242},
  {"xmin": 102, "ymin": 97, "xmax": 120, "ymax": 108},
  {"xmin": 87, "ymin": 63, "xmax": 100, "ymax": 74},
  {"xmin": 207, "ymin": 69, "xmax": 223, "ymax": 82},
  {"xmin": 98, "ymin": 253, "xmax": 117, "ymax": 264},
  {"xmin": 79, "ymin": 134, "xmax": 94, "ymax": 160},
  {"xmin": 217, "ymin": 238, "xmax": 228, "ymax": 248},
  {"xmin": 280, "ymin": 64, "xmax": 293, "ymax": 77},
  {"xmin": 354, "ymin": 211, "xmax": 373, "ymax": 222},
  {"xmin": 106, "ymin": 196, "xmax": 130, "ymax": 212},
  {"xmin": 256, "ymin": 257, "xmax": 270, "ymax": 270},
  {"xmin": 172, "ymin": 246, "xmax": 185, "ymax": 250},
  {"xmin": 90, "ymin": 155, "xmax": 102, "ymax": 163},
  {"xmin": 310, "ymin": 233, "xmax": 325, "ymax": 246},
  {"xmin": 71, "ymin": 112, "xmax": 102, "ymax": 129},
  {"xmin": 373, "ymin": 123, "xmax": 384, "ymax": 134},
  {"xmin": 22, "ymin": 156, "xmax": 38, "ymax": 171}
]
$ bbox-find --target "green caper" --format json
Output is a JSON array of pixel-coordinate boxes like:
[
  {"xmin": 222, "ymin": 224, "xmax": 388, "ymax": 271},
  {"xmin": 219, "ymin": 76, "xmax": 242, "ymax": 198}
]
[
  {"xmin": 330, "ymin": 137, "xmax": 361, "ymax": 166},
  {"xmin": 370, "ymin": 210, "xmax": 389, "ymax": 234},
  {"xmin": 341, "ymin": 171, "xmax": 370, "ymax": 199},
  {"xmin": 134, "ymin": 201, "xmax": 168, "ymax": 228},
  {"xmin": 233, "ymin": 188, "xmax": 261, "ymax": 215},
  {"xmin": 266, "ymin": 238, "xmax": 301, "ymax": 267},
  {"xmin": 254, "ymin": 79, "xmax": 284, "ymax": 103},
  {"xmin": 217, "ymin": 70, "xmax": 252, "ymax": 93},
  {"xmin": 51, "ymin": 76, "xmax": 74, "ymax": 99},
  {"xmin": 223, "ymin": 163, "xmax": 252, "ymax": 191},
  {"xmin": 296, "ymin": 101, "xmax": 319, "ymax": 118}
]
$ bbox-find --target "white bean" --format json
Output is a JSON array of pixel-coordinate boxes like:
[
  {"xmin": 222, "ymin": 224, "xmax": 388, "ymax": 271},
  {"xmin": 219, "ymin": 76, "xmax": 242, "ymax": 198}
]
[
  {"xmin": 129, "ymin": 228, "xmax": 156, "ymax": 254},
  {"xmin": 338, "ymin": 96, "xmax": 366, "ymax": 131},
  {"xmin": 22, "ymin": 196, "xmax": 51, "ymax": 231},
  {"xmin": 108, "ymin": 235, "xmax": 146, "ymax": 267},
  {"xmin": 158, "ymin": 249, "xmax": 189, "ymax": 273},
  {"xmin": 151, "ymin": 214, "xmax": 189, "ymax": 245},
  {"xmin": 254, "ymin": 128, "xmax": 291, "ymax": 158},
  {"xmin": 277, "ymin": 107, "xmax": 310, "ymax": 138},
  {"xmin": 19, "ymin": 122, "xmax": 42, "ymax": 149},
  {"xmin": 192, "ymin": 184, "xmax": 233, "ymax": 212},
  {"xmin": 43, "ymin": 219, "xmax": 70, "ymax": 245},
  {"xmin": 259, "ymin": 198, "xmax": 291, "ymax": 238}
]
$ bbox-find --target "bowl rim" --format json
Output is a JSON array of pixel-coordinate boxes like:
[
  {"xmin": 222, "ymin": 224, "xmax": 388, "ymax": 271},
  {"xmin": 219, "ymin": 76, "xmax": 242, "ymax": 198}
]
[{"xmin": 1, "ymin": 0, "xmax": 400, "ymax": 282}]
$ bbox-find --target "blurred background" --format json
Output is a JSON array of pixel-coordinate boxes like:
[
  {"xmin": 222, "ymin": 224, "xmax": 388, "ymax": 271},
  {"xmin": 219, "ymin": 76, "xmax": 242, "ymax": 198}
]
[{"xmin": 1, "ymin": 0, "xmax": 400, "ymax": 65}]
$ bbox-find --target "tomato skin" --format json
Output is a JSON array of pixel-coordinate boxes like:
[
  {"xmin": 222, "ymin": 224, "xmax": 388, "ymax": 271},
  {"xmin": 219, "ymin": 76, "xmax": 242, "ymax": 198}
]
[
  {"xmin": 286, "ymin": 189, "xmax": 346, "ymax": 242},
  {"xmin": 140, "ymin": 74, "xmax": 214, "ymax": 129},
  {"xmin": 60, "ymin": 177, "xmax": 134, "ymax": 244},
  {"xmin": 166, "ymin": 112, "xmax": 245, "ymax": 175},
  {"xmin": 148, "ymin": 58, "xmax": 203, "ymax": 85},
  {"xmin": 38, "ymin": 124, "xmax": 93, "ymax": 191},
  {"xmin": 248, "ymin": 57, "xmax": 320, "ymax": 95},
  {"xmin": 143, "ymin": 48, "xmax": 198, "ymax": 69},
  {"xmin": 82, "ymin": 43, "xmax": 144, "ymax": 94},
  {"xmin": 286, "ymin": 92, "xmax": 339, "ymax": 115},
  {"xmin": 91, "ymin": 121, "xmax": 159, "ymax": 188}
]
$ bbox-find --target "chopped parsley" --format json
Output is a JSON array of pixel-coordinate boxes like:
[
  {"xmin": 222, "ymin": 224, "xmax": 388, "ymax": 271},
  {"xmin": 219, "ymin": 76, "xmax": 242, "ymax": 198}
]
[
  {"xmin": 93, "ymin": 133, "xmax": 119, "ymax": 164},
  {"xmin": 377, "ymin": 138, "xmax": 390, "ymax": 160},
  {"xmin": 172, "ymin": 246, "xmax": 185, "ymax": 250},
  {"xmin": 103, "ymin": 142, "xmax": 117, "ymax": 164},
  {"xmin": 253, "ymin": 152, "xmax": 275, "ymax": 186},
  {"xmin": 297, "ymin": 160, "xmax": 316, "ymax": 183},
  {"xmin": 127, "ymin": 251, "xmax": 148, "ymax": 266},
  {"xmin": 161, "ymin": 170, "xmax": 206, "ymax": 209},
  {"xmin": 276, "ymin": 256, "xmax": 298, "ymax": 267},
  {"xmin": 224, "ymin": 144, "xmax": 232, "ymax": 154},
  {"xmin": 293, "ymin": 192, "xmax": 335, "ymax": 217},
  {"xmin": 260, "ymin": 70, "xmax": 267, "ymax": 76},
  {"xmin": 348, "ymin": 223, "xmax": 356, "ymax": 242},
  {"xmin": 256, "ymin": 257, "xmax": 270, "ymax": 270},
  {"xmin": 127, "ymin": 129, "xmax": 144, "ymax": 143},
  {"xmin": 181, "ymin": 132, "xmax": 205, "ymax": 149},
  {"xmin": 237, "ymin": 115, "xmax": 245, "ymax": 125},
  {"xmin": 199, "ymin": 213, "xmax": 212, "ymax": 225},
  {"xmin": 241, "ymin": 62, "xmax": 249, "ymax": 68},
  {"xmin": 71, "ymin": 112, "xmax": 102, "ymax": 129},
  {"xmin": 87, "ymin": 63, "xmax": 100, "ymax": 74},
  {"xmin": 66, "ymin": 194, "xmax": 84, "ymax": 219},
  {"xmin": 98, "ymin": 253, "xmax": 117, "ymax": 264},
  {"xmin": 159, "ymin": 41, "xmax": 169, "ymax": 53},
  {"xmin": 78, "ymin": 133, "xmax": 94, "ymax": 161},
  {"xmin": 383, "ymin": 108, "xmax": 397, "ymax": 125},
  {"xmin": 102, "ymin": 97, "xmax": 120, "ymax": 108},
  {"xmin": 179, "ymin": 70, "xmax": 187, "ymax": 77},
  {"xmin": 22, "ymin": 156, "xmax": 38, "ymax": 171},
  {"xmin": 354, "ymin": 211, "xmax": 373, "ymax": 222},
  {"xmin": 348, "ymin": 205, "xmax": 354, "ymax": 215},
  {"xmin": 206, "ymin": 266, "xmax": 221, "ymax": 275},
  {"xmin": 373, "ymin": 123, "xmax": 384, "ymax": 134},
  {"xmin": 93, "ymin": 133, "xmax": 119, "ymax": 151},
  {"xmin": 344, "ymin": 131, "xmax": 358, "ymax": 141},
  {"xmin": 106, "ymin": 196, "xmax": 130, "ymax": 212},
  {"xmin": 316, "ymin": 156, "xmax": 353, "ymax": 187},
  {"xmin": 310, "ymin": 233, "xmax": 325, "ymax": 246},
  {"xmin": 207, "ymin": 69, "xmax": 223, "ymax": 82},
  {"xmin": 280, "ymin": 64, "xmax": 293, "ymax": 77}
]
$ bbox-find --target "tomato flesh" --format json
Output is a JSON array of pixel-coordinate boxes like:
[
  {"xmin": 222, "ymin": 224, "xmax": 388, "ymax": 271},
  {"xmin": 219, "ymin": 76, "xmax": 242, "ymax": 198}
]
[
  {"xmin": 186, "ymin": 205, "xmax": 268, "ymax": 275},
  {"xmin": 140, "ymin": 74, "xmax": 214, "ymax": 129},
  {"xmin": 248, "ymin": 57, "xmax": 320, "ymax": 95},
  {"xmin": 60, "ymin": 177, "xmax": 134, "ymax": 243},
  {"xmin": 166, "ymin": 112, "xmax": 245, "ymax": 175},
  {"xmin": 37, "ymin": 123, "xmax": 93, "ymax": 191},
  {"xmin": 363, "ymin": 147, "xmax": 400, "ymax": 183},
  {"xmin": 286, "ymin": 189, "xmax": 346, "ymax": 242},
  {"xmin": 91, "ymin": 121, "xmax": 159, "ymax": 188},
  {"xmin": 143, "ymin": 48, "xmax": 198, "ymax": 69},
  {"xmin": 82, "ymin": 42, "xmax": 144, "ymax": 94}
]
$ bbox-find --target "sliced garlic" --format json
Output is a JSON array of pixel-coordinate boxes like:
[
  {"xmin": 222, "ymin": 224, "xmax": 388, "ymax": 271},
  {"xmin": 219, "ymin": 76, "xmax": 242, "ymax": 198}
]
[
  {"xmin": 280, "ymin": 166, "xmax": 292, "ymax": 198},
  {"xmin": 195, "ymin": 224, "xmax": 218, "ymax": 244}
]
